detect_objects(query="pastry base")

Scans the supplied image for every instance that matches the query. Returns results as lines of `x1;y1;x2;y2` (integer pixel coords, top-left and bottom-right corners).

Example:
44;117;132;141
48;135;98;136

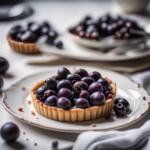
30;77;117;122
6;34;40;54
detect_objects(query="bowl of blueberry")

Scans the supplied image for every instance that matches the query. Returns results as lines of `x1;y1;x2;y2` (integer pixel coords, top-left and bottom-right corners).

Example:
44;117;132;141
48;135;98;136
68;14;147;49
30;67;130;122
7;21;63;54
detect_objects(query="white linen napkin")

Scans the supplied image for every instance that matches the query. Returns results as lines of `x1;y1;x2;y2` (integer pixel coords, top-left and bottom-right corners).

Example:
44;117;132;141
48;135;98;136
72;120;150;150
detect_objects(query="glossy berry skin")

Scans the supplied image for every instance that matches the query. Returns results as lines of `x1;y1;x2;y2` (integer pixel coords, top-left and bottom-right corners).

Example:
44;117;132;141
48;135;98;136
58;88;73;100
66;74;81;82
0;77;3;88
1;122;20;142
30;23;41;33
81;77;95;86
97;78;111;91
75;69;88;78
57;97;71;110
44;90;57;98
44;95;58;106
88;82;103;94
54;40;63;49
73;81;88;95
52;75;61;81
57;80;72;91
41;21;50;28
21;31;34;43
0;57;9;74
114;98;130;112
86;25;97;33
89;71;102;81
75;98;89;109
48;30;58;40
113;103;126;116
58;67;71;79
90;91;105;106
9;28;18;38
41;27;49;35
45;78;57;90
36;86;47;98
79;90;89;99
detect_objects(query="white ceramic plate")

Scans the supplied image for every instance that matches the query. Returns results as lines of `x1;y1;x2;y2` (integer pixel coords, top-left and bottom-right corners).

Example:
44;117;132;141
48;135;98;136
2;66;150;133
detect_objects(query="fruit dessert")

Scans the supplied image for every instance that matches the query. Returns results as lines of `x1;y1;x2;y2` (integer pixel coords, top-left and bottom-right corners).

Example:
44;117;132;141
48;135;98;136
30;67;117;122
69;14;144;41
7;21;63;54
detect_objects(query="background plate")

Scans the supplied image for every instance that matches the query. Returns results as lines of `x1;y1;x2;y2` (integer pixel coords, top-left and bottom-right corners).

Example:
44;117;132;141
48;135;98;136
2;66;150;133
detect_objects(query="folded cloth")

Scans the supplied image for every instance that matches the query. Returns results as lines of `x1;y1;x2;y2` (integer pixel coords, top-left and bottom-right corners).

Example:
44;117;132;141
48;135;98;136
72;120;150;150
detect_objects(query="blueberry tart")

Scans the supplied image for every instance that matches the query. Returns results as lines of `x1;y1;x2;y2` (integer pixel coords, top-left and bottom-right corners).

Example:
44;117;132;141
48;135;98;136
30;67;117;121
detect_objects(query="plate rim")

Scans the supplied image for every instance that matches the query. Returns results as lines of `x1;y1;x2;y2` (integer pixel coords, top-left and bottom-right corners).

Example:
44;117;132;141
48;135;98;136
1;69;150;133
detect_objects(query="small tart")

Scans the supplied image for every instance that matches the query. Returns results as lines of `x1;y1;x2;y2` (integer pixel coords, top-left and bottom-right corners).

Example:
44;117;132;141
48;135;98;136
30;77;116;122
7;34;40;54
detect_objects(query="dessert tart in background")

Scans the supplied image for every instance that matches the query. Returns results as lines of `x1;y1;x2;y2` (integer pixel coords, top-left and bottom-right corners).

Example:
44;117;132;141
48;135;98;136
30;67;117;122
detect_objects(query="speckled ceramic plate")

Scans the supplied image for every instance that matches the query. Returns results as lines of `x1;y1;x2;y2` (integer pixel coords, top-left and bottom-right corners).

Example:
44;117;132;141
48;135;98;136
1;66;150;133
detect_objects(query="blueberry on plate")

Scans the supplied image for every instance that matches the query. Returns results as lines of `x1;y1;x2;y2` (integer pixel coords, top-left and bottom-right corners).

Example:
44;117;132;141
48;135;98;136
1;122;20;142
97;78;111;91
57;80;72;91
113;103;126;116
90;91;105;106
66;74;81;82
75;69;88;78
58;88;73;100
57;97;71;110
58;67;71;79
79;90;89;99
88;82;103;94
54;40;63;49
114;98;130;112
45;78;57;90
36;86;47;98
0;57;9;74
48;30;58;40
75;98;89;109
73;81;88;95
44;95;58;106
89;71;102;81
81;77;95;86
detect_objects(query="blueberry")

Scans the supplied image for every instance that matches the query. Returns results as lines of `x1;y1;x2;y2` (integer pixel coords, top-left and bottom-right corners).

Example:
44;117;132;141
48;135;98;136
57;97;71;110
75;69;88;78
113;103;126;116
1;122;20;142
86;19;98;26
105;90;115;99
54;40;63;49
41;27;49;35
45;78;57;90
89;71;102;81
58;88;72;100
97;78;111;91
81;77;95;86
86;25;97;33
75;25;84;34
18;27;28;33
114;98;130;112
44;95;58;106
44;90;57;98
75;98;89;109
20;31;34;43
30;23;41;33
101;22;108;34
52;75;61;81
107;25;114;35
58;67;71;79
16;33;22;41
36;86;47;98
41;21;50;28
0;77;3;88
57;80;72;91
0;57;9;74
73;81;88;95
66;74;81;82
91;32;99;40
88;82;103;94
90;91;105;106
79;90;89;99
9;28;18;38
48;30;58;40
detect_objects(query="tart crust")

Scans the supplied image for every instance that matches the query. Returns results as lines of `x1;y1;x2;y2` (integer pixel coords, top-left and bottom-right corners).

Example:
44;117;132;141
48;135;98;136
6;34;40;54
30;77;117;122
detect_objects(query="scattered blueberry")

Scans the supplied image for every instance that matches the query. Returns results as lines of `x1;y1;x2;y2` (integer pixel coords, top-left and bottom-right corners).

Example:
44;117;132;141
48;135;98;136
1;122;20;142
54;40;63;49
0;57;9;74
113;103;126;116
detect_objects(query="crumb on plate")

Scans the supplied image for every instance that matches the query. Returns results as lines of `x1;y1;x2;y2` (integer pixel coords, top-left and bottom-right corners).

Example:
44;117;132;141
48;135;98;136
31;111;35;115
21;87;26;90
52;141;58;147
18;108;23;111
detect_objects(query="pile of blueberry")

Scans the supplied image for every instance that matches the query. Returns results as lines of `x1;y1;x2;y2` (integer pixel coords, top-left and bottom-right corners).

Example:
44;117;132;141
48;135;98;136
69;14;143;41
0;57;9;89
9;21;63;49
36;67;115;110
